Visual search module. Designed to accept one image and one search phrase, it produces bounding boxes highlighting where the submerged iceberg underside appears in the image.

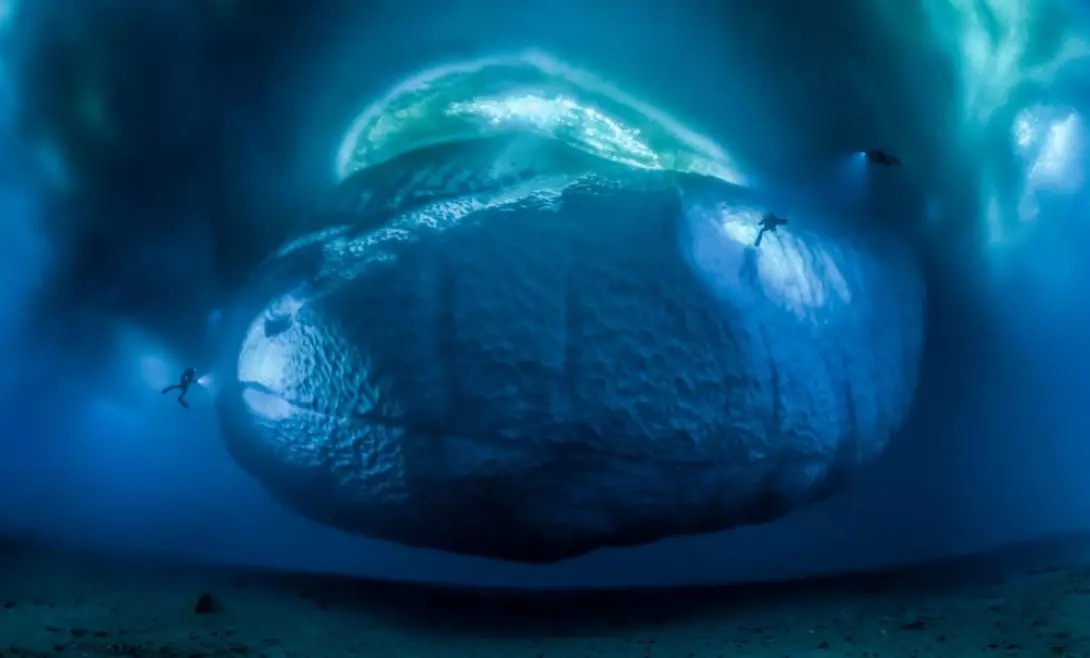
[216,137,925,563]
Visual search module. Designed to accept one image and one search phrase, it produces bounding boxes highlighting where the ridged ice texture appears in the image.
[218,171,925,563]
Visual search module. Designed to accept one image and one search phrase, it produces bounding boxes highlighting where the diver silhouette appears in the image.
[755,212,788,247]
[161,367,197,408]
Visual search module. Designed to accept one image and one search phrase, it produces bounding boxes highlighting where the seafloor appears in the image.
[0,534,1087,657]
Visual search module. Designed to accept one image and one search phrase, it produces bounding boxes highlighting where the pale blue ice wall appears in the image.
[0,0,1086,586]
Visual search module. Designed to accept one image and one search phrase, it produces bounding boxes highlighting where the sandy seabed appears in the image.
[0,534,1087,657]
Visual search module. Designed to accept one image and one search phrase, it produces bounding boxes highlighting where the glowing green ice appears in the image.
[335,51,745,185]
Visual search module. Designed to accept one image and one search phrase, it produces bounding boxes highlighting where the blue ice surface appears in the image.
[215,140,925,563]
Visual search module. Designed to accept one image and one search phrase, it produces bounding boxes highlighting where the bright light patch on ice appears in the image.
[720,211,761,246]
[242,388,294,422]
[717,208,852,316]
[446,94,659,168]
[236,293,308,421]
[335,51,744,185]
[1012,105,1085,222]
[1013,107,1084,188]
[238,323,289,391]
[237,322,296,424]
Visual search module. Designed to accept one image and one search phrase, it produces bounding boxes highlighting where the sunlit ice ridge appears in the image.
[333,51,745,187]
[213,48,925,564]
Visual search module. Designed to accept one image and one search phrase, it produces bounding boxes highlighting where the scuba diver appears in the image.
[864,149,902,167]
[755,212,788,247]
[162,367,198,408]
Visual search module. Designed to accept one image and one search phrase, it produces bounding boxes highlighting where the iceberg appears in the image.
[212,56,925,563]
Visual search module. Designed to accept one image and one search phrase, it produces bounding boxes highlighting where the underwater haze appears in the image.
[1,0,1089,587]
